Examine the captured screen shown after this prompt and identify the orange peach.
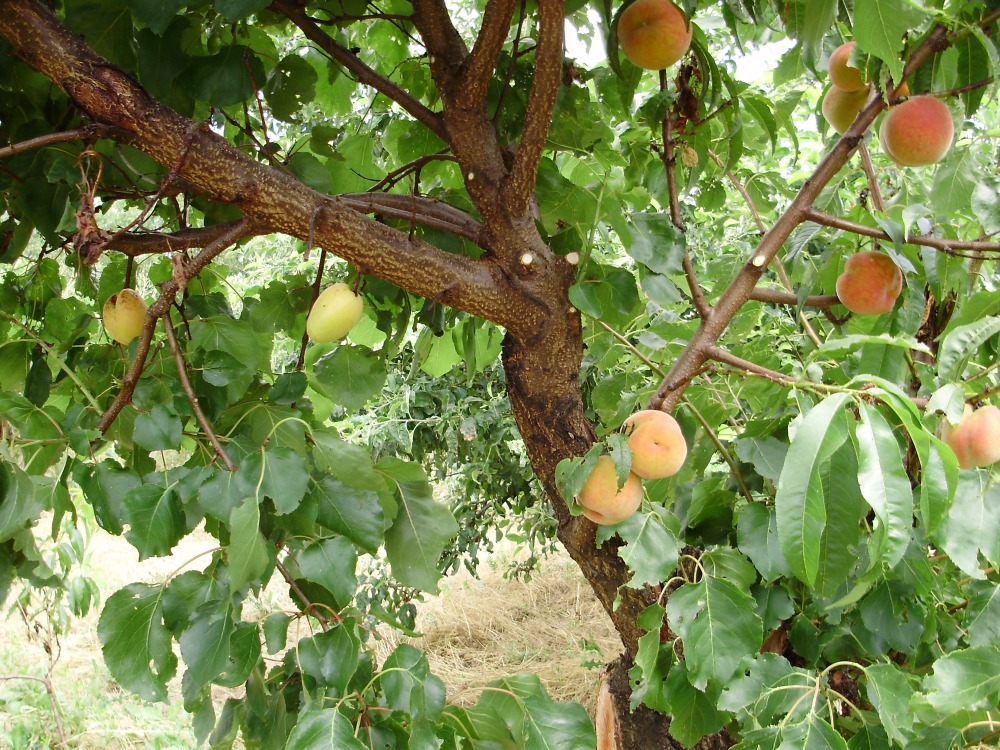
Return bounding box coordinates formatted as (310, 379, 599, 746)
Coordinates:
(623, 409, 688, 480)
(618, 0, 692, 71)
(879, 95, 954, 167)
(943, 405, 1000, 469)
(578, 456, 643, 525)
(835, 251, 903, 316)
(822, 85, 869, 134)
(829, 42, 865, 92)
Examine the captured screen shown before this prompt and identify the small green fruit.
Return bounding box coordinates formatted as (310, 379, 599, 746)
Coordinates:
(306, 283, 363, 343)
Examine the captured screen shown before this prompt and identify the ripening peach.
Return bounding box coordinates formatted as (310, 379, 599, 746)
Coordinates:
(623, 409, 688, 480)
(578, 456, 643, 526)
(102, 288, 147, 345)
(829, 42, 865, 92)
(879, 95, 954, 167)
(618, 0, 692, 71)
(822, 85, 869, 134)
(942, 405, 1000, 469)
(835, 251, 903, 316)
(306, 283, 363, 342)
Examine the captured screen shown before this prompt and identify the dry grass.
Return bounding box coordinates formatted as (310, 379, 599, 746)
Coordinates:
(1, 525, 621, 747)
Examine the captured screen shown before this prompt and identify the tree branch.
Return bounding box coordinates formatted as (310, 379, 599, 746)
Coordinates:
(0, 124, 113, 159)
(749, 288, 841, 308)
(162, 313, 237, 472)
(0, 0, 538, 336)
(339, 192, 486, 246)
(105, 222, 248, 257)
(461, 0, 518, 102)
(269, 0, 448, 143)
(502, 0, 565, 215)
(804, 208, 1000, 258)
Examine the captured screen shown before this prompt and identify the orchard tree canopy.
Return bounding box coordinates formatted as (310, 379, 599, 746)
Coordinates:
(3, 0, 1000, 748)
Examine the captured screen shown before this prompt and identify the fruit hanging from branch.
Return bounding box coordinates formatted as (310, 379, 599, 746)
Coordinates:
(306, 282, 364, 343)
(942, 405, 1000, 469)
(828, 41, 865, 92)
(821, 84, 870, 134)
(617, 0, 692, 71)
(622, 410, 688, 480)
(879, 95, 954, 166)
(102, 288, 147, 345)
(835, 251, 903, 316)
(578, 456, 644, 526)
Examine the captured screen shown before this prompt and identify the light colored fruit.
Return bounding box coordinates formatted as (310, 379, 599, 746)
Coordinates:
(835, 251, 903, 316)
(943, 405, 1000, 469)
(623, 409, 688, 480)
(578, 456, 643, 526)
(822, 85, 869, 134)
(618, 0, 692, 71)
(879, 95, 954, 167)
(306, 283, 363, 343)
(829, 42, 865, 92)
(102, 288, 147, 345)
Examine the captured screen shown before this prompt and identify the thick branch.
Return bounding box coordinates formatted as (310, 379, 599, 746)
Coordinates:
(461, 0, 518, 102)
(339, 193, 486, 246)
(269, 0, 448, 143)
(749, 288, 841, 308)
(804, 208, 1000, 257)
(502, 0, 564, 215)
(0, 0, 539, 336)
(105, 221, 247, 257)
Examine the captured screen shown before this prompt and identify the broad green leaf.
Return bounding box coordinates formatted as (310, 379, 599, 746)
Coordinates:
(98, 583, 177, 702)
(666, 576, 763, 691)
(663, 661, 726, 746)
(965, 581, 1000, 648)
(215, 0, 269, 22)
(814, 444, 864, 597)
(864, 663, 914, 746)
(630, 604, 672, 713)
(285, 705, 366, 750)
(775, 393, 852, 586)
(312, 346, 387, 411)
(854, 403, 912, 572)
(228, 496, 270, 591)
(379, 457, 458, 593)
(700, 548, 757, 589)
(931, 145, 978, 216)
(133, 405, 183, 452)
(846, 725, 891, 750)
(121, 481, 186, 559)
(778, 715, 848, 750)
(125, 0, 188, 35)
(189, 45, 265, 107)
(215, 620, 261, 688)
(241, 448, 309, 515)
(472, 673, 597, 750)
(380, 644, 446, 721)
(311, 475, 386, 554)
(0, 462, 42, 543)
(934, 474, 1000, 577)
(717, 653, 802, 718)
(924, 645, 1000, 714)
(161, 570, 227, 632)
(179, 600, 234, 703)
(854, 0, 927, 83)
(295, 537, 358, 610)
(737, 504, 791, 582)
(616, 511, 681, 588)
(734, 436, 787, 482)
(937, 316, 1000, 382)
(311, 430, 384, 491)
(73, 461, 140, 535)
(625, 212, 686, 275)
(263, 612, 291, 654)
(297, 624, 360, 694)
(797, 0, 837, 70)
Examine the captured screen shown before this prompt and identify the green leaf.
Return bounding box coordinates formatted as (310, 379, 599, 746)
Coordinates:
(133, 405, 183, 452)
(215, 0, 269, 21)
(312, 346, 387, 411)
(934, 474, 1000, 577)
(778, 715, 849, 749)
(74, 461, 140, 535)
(796, 0, 837, 70)
(189, 45, 265, 107)
(864, 663, 914, 746)
(666, 576, 763, 690)
(854, 403, 912, 572)
(931, 146, 978, 216)
(924, 645, 1000, 714)
(179, 600, 234, 703)
(98, 583, 177, 702)
(625, 212, 686, 275)
(775, 393, 852, 586)
(242, 448, 310, 515)
(378, 457, 459, 593)
(717, 653, 802, 718)
(121, 480, 186, 559)
(0, 462, 42, 543)
(847, 725, 891, 750)
(311, 430, 384, 491)
(296, 537, 358, 610)
(616, 511, 681, 588)
(965, 580, 1000, 648)
(937, 316, 1000, 382)
(285, 705, 366, 750)
(380, 644, 446, 721)
(854, 0, 928, 83)
(228, 496, 270, 591)
(125, 0, 188, 34)
(297, 624, 360, 694)
(814, 444, 864, 598)
(737, 504, 791, 582)
(663, 661, 726, 746)
(471, 673, 597, 750)
(311, 475, 386, 554)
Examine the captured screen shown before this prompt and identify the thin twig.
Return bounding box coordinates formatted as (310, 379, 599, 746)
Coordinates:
(162, 314, 237, 471)
(857, 143, 886, 213)
(0, 124, 112, 159)
(0, 674, 66, 745)
(680, 394, 754, 504)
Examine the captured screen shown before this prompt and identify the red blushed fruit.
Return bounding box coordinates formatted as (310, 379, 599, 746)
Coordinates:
(880, 95, 954, 167)
(618, 0, 693, 71)
(829, 42, 865, 92)
(835, 251, 903, 316)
